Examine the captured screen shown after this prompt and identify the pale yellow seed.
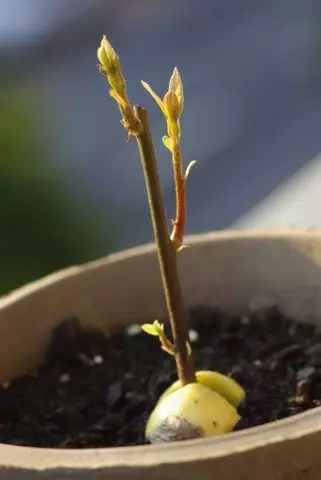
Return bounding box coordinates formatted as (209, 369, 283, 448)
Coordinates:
(146, 383, 240, 443)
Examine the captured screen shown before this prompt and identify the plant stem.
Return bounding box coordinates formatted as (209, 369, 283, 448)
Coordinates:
(170, 144, 186, 249)
(134, 105, 196, 385)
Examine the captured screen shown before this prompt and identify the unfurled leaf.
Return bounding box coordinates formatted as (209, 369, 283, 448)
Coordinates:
(141, 323, 159, 336)
(153, 320, 164, 335)
(162, 135, 173, 151)
(141, 81, 165, 114)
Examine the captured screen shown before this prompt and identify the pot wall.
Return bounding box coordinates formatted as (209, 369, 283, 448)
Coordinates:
(1, 230, 321, 479)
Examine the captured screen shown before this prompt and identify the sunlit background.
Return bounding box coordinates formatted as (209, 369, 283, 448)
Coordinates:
(1, 0, 321, 294)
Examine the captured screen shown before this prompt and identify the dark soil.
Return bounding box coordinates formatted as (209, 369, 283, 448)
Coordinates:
(0, 307, 321, 448)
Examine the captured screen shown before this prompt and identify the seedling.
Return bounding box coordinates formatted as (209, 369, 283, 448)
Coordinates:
(97, 36, 245, 443)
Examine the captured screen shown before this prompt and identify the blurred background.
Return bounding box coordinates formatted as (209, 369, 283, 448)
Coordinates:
(1, 0, 321, 294)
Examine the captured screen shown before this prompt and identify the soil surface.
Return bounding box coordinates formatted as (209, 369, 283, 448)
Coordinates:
(0, 307, 321, 448)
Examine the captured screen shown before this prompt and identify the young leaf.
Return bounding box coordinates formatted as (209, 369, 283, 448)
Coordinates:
(141, 323, 159, 336)
(168, 67, 184, 116)
(153, 320, 165, 336)
(162, 135, 173, 152)
(141, 81, 165, 114)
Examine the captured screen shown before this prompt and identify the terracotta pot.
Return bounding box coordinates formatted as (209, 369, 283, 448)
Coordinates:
(1, 230, 321, 479)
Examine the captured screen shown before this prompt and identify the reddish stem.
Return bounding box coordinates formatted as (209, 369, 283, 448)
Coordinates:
(170, 145, 186, 249)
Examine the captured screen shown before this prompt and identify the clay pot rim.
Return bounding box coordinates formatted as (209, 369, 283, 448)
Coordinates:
(1, 228, 321, 470)
(2, 227, 320, 308)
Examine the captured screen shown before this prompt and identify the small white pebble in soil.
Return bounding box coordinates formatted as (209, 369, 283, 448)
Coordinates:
(126, 324, 142, 336)
(93, 355, 103, 365)
(254, 359, 262, 367)
(2, 382, 10, 389)
(241, 316, 250, 325)
(59, 373, 70, 385)
(188, 329, 199, 343)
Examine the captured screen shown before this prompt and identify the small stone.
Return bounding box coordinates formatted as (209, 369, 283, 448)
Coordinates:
(93, 355, 103, 365)
(59, 374, 70, 385)
(241, 316, 250, 325)
(2, 382, 10, 389)
(125, 391, 135, 400)
(254, 359, 262, 367)
(126, 324, 142, 336)
(229, 365, 242, 376)
(188, 329, 199, 343)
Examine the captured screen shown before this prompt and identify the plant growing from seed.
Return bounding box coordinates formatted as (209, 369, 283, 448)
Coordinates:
(97, 36, 245, 443)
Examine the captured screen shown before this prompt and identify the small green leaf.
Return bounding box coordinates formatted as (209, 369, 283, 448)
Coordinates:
(162, 135, 173, 151)
(184, 160, 198, 181)
(141, 323, 159, 336)
(153, 320, 164, 335)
